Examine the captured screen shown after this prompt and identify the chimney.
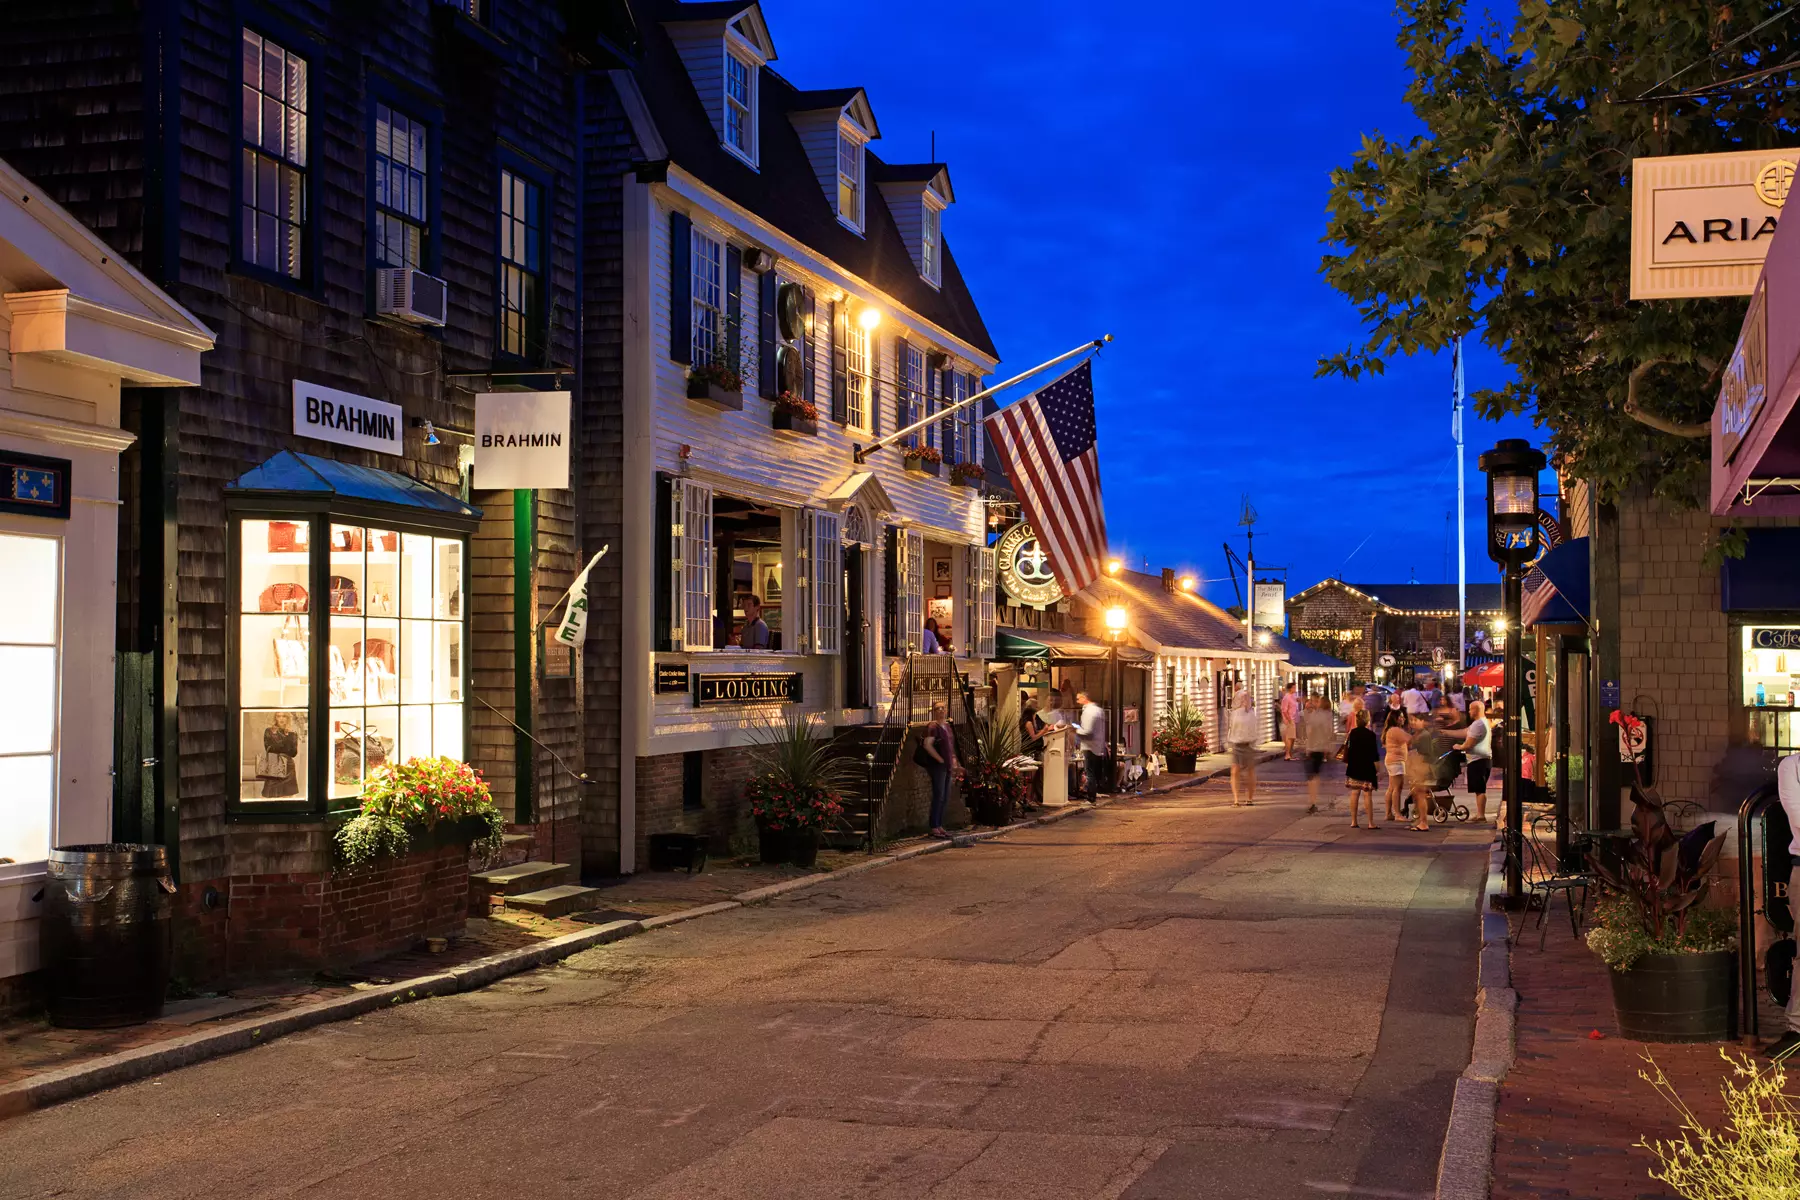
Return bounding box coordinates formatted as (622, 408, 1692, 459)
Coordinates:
(1162, 568, 1176, 595)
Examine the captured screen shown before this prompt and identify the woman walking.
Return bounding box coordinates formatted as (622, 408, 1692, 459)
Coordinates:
(921, 701, 959, 838)
(1301, 694, 1338, 813)
(1382, 707, 1411, 822)
(1227, 689, 1260, 807)
(1344, 710, 1381, 828)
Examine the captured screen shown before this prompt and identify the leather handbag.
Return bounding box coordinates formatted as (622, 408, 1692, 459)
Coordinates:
(267, 521, 308, 553)
(328, 575, 360, 613)
(331, 527, 364, 553)
(258, 582, 309, 613)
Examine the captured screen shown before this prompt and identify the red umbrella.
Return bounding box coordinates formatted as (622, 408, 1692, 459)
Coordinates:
(1462, 662, 1503, 689)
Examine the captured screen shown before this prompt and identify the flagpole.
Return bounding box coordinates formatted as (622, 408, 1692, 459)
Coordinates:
(1454, 339, 1467, 682)
(854, 335, 1111, 462)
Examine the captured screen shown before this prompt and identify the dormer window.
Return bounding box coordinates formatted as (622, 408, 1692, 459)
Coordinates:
(920, 203, 941, 286)
(724, 48, 756, 162)
(837, 126, 864, 230)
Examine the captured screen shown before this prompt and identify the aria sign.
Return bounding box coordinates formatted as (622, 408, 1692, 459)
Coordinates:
(996, 522, 1063, 609)
(1632, 149, 1797, 299)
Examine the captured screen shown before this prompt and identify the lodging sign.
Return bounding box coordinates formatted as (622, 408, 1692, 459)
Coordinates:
(1632, 150, 1797, 299)
(693, 672, 803, 707)
(474, 392, 571, 489)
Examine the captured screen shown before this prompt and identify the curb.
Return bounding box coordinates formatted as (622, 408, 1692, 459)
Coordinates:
(1435, 834, 1518, 1200)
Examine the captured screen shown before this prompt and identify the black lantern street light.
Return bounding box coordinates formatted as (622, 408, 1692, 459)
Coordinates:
(1104, 604, 1129, 794)
(1479, 437, 1547, 907)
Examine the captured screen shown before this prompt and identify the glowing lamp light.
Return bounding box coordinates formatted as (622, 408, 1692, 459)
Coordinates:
(1178, 575, 1196, 592)
(1494, 617, 1508, 632)
(1104, 605, 1129, 633)
(857, 307, 882, 331)
(1106, 558, 1123, 576)
(1257, 631, 1272, 647)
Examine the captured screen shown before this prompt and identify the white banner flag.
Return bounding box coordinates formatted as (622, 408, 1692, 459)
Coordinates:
(553, 546, 609, 646)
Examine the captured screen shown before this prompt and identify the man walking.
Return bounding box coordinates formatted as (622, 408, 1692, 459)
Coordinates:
(1402, 678, 1429, 718)
(1073, 689, 1109, 801)
(1279, 683, 1301, 760)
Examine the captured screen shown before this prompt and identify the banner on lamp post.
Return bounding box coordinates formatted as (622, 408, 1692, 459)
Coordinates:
(474, 392, 570, 489)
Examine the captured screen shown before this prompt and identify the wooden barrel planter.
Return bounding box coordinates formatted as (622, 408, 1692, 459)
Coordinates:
(1608, 949, 1735, 1042)
(1165, 752, 1198, 773)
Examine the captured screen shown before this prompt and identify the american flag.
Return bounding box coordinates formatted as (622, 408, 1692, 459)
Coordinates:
(984, 360, 1107, 594)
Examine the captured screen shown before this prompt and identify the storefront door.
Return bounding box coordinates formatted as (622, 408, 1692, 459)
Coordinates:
(844, 545, 867, 709)
(1558, 639, 1591, 832)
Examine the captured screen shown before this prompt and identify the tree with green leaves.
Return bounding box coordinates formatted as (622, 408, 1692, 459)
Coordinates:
(1319, 0, 1798, 509)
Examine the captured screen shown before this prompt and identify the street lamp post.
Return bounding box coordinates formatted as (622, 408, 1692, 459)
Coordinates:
(1479, 437, 1546, 908)
(1105, 605, 1129, 793)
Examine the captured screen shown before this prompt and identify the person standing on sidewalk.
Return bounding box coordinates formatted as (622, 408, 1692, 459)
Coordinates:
(1301, 693, 1339, 813)
(1073, 689, 1109, 801)
(1769, 752, 1800, 1060)
(1382, 708, 1411, 822)
(1227, 689, 1260, 807)
(1455, 700, 1495, 823)
(1280, 683, 1301, 760)
(1343, 710, 1381, 828)
(920, 702, 960, 839)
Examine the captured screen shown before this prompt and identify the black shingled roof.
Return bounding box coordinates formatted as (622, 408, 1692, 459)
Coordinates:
(631, 1, 998, 360)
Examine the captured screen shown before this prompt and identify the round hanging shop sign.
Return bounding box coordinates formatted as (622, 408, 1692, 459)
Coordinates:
(996, 522, 1063, 609)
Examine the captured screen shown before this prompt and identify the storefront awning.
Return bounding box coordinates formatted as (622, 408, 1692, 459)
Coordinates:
(1722, 528, 1800, 610)
(1522, 537, 1589, 627)
(995, 628, 1154, 665)
(1712, 191, 1800, 517)
(226, 451, 482, 531)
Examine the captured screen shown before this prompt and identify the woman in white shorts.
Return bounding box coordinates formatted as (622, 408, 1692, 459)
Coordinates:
(1381, 707, 1410, 822)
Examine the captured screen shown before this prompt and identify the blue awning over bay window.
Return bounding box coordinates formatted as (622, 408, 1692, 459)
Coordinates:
(1721, 528, 1800, 611)
(226, 451, 481, 530)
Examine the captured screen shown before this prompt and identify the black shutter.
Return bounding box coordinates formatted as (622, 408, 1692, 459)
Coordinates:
(868, 327, 881, 436)
(724, 245, 742, 373)
(884, 525, 899, 656)
(669, 212, 692, 364)
(802, 287, 817, 410)
(654, 473, 674, 652)
(830, 299, 847, 424)
(758, 269, 778, 399)
(939, 362, 955, 463)
(894, 337, 911, 442)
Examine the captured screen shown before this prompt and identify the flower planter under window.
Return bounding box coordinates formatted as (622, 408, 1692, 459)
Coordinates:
(687, 376, 744, 411)
(771, 410, 818, 436)
(949, 464, 984, 490)
(903, 453, 941, 478)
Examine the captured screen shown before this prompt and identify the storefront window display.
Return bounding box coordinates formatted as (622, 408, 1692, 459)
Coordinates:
(234, 515, 466, 811)
(1741, 625, 1800, 753)
(0, 531, 61, 865)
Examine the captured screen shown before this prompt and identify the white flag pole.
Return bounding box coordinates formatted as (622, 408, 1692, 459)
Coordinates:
(1454, 340, 1468, 681)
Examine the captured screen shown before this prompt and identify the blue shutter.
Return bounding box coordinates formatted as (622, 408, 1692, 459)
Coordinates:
(725, 245, 742, 375)
(758, 267, 777, 399)
(669, 211, 691, 364)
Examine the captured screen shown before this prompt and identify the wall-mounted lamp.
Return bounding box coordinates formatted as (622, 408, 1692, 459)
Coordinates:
(1105, 558, 1122, 576)
(857, 306, 882, 331)
(412, 418, 441, 447)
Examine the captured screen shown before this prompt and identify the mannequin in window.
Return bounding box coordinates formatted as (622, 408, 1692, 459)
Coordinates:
(739, 595, 771, 650)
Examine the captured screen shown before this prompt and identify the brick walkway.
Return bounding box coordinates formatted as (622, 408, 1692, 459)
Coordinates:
(1491, 911, 1772, 1199)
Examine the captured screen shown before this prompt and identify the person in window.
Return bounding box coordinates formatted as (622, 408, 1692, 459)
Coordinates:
(739, 595, 771, 649)
(922, 616, 944, 654)
(258, 712, 301, 799)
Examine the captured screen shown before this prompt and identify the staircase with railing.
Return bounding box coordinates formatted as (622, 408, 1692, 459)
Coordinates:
(826, 654, 976, 851)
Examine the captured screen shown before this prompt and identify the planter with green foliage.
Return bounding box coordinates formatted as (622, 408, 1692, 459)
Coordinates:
(333, 756, 504, 869)
(1153, 700, 1209, 774)
(1586, 730, 1736, 1041)
(687, 361, 745, 411)
(744, 712, 849, 866)
(959, 692, 1031, 827)
(948, 461, 984, 489)
(902, 444, 942, 477)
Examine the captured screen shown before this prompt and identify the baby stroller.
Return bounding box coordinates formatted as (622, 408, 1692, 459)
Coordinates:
(1425, 749, 1471, 824)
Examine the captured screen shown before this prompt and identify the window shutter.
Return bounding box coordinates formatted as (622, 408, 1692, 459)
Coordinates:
(978, 546, 996, 659)
(903, 529, 924, 654)
(669, 212, 692, 365)
(894, 336, 911, 442)
(724, 245, 743, 378)
(758, 269, 778, 399)
(869, 326, 881, 437)
(681, 480, 714, 651)
(656, 474, 676, 652)
(884, 525, 900, 656)
(794, 509, 814, 654)
(813, 510, 842, 656)
(802, 287, 817, 410)
(830, 299, 848, 425)
(939, 364, 956, 464)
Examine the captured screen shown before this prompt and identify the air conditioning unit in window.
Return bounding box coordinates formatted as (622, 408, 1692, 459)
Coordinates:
(375, 267, 449, 327)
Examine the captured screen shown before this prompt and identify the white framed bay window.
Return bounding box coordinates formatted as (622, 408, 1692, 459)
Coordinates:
(0, 531, 61, 867)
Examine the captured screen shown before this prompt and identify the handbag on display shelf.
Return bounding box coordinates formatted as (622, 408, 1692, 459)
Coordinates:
(331, 527, 364, 553)
(258, 582, 309, 613)
(333, 723, 392, 784)
(373, 531, 399, 553)
(267, 521, 308, 553)
(328, 644, 357, 703)
(328, 574, 360, 613)
(273, 615, 309, 679)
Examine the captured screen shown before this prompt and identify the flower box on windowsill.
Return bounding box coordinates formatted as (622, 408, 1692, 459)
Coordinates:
(772, 410, 818, 436)
(948, 464, 984, 490)
(687, 375, 744, 411)
(903, 452, 941, 478)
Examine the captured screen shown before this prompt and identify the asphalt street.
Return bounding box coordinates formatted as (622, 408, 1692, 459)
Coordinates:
(0, 760, 1488, 1200)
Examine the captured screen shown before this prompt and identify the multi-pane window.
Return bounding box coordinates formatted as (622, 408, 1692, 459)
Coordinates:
(690, 228, 724, 367)
(837, 131, 862, 226)
(952, 371, 981, 466)
(724, 52, 754, 158)
(240, 29, 308, 279)
(921, 204, 940, 283)
(0, 533, 60, 865)
(899, 343, 925, 448)
(374, 104, 428, 270)
(679, 481, 714, 652)
(845, 317, 871, 432)
(498, 169, 543, 360)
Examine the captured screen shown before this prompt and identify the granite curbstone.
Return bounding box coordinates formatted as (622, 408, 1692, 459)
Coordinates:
(1435, 1076, 1501, 1200)
(638, 904, 736, 930)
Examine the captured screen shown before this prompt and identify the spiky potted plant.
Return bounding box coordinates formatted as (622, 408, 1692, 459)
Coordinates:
(744, 711, 851, 867)
(1585, 713, 1736, 1042)
(958, 692, 1032, 827)
(1153, 700, 1209, 774)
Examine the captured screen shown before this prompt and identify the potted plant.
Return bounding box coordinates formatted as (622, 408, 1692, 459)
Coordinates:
(901, 443, 942, 477)
(959, 692, 1032, 827)
(686, 359, 745, 411)
(1153, 700, 1209, 774)
(334, 756, 504, 868)
(771, 390, 818, 435)
(948, 461, 984, 490)
(744, 712, 850, 867)
(1585, 715, 1735, 1042)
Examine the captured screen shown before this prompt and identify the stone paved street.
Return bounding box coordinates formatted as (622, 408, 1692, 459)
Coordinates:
(0, 762, 1487, 1200)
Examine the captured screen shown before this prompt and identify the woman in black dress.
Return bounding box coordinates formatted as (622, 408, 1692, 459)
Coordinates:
(1343, 709, 1382, 828)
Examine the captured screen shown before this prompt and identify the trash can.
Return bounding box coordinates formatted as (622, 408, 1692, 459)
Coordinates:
(41, 843, 175, 1028)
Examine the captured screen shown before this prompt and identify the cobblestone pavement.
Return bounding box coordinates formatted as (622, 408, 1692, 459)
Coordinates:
(0, 761, 1485, 1200)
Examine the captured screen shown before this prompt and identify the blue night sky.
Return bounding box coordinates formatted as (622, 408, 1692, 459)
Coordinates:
(762, 0, 1547, 604)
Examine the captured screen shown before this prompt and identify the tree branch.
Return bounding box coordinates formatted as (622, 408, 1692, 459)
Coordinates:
(1623, 359, 1710, 439)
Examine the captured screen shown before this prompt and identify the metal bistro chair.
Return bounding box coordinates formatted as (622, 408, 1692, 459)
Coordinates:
(1513, 812, 1591, 950)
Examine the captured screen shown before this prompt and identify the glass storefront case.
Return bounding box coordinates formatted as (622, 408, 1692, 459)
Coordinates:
(1741, 624, 1800, 753)
(234, 515, 468, 812)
